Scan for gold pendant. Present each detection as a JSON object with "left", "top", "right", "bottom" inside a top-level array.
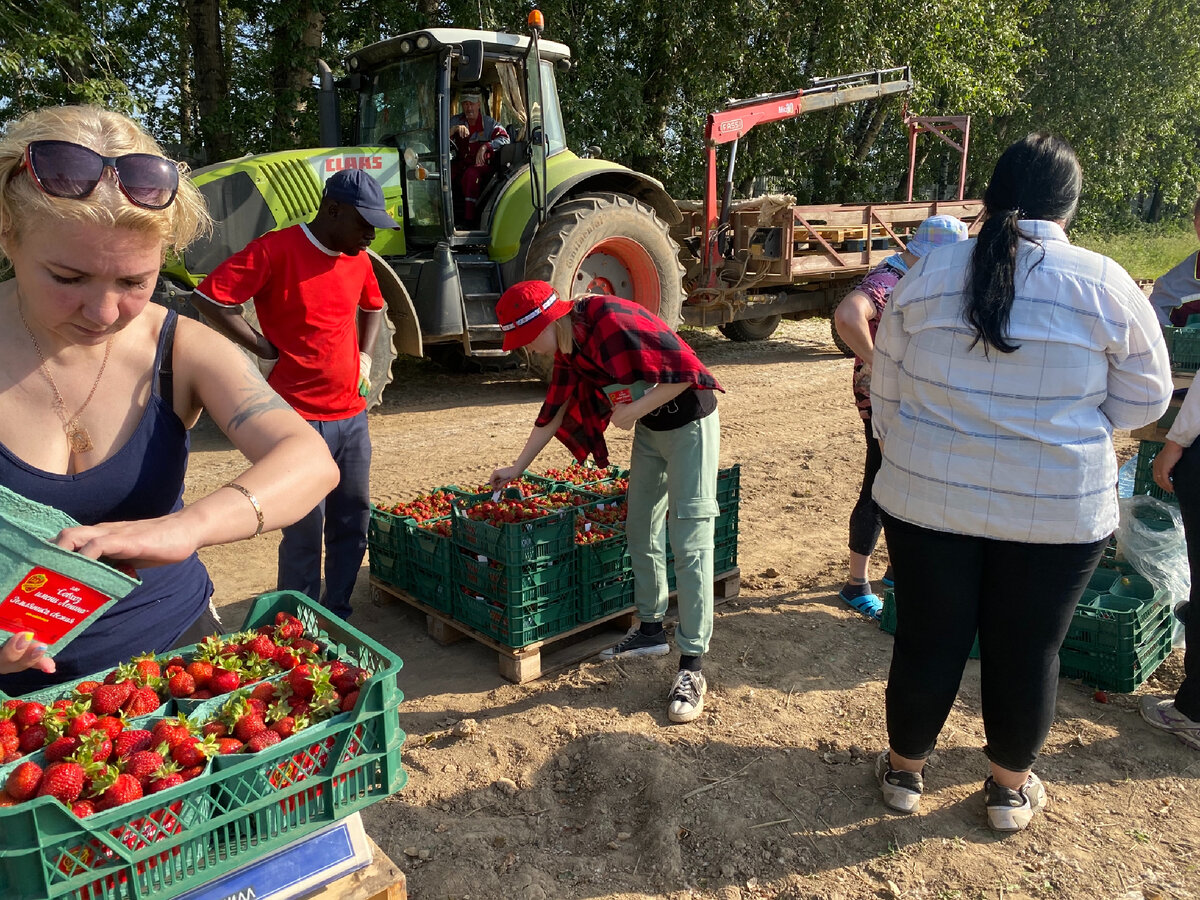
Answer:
[{"left": 66, "top": 424, "right": 94, "bottom": 454}]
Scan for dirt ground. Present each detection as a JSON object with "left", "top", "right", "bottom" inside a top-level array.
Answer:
[{"left": 187, "top": 319, "right": 1200, "bottom": 900}]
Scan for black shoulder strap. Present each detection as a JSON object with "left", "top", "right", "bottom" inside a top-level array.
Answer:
[{"left": 158, "top": 310, "right": 178, "bottom": 412}]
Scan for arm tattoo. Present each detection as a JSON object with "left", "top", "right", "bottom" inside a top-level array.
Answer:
[{"left": 226, "top": 353, "right": 293, "bottom": 430}]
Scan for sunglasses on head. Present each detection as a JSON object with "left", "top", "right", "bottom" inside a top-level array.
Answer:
[{"left": 20, "top": 139, "right": 180, "bottom": 210}]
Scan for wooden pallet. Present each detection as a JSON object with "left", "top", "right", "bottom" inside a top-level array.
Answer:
[
  {"left": 370, "top": 567, "right": 741, "bottom": 684},
  {"left": 306, "top": 836, "right": 406, "bottom": 899}
]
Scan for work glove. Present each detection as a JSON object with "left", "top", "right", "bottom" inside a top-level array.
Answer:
[{"left": 358, "top": 352, "right": 372, "bottom": 397}]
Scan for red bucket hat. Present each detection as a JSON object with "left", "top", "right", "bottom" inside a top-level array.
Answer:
[{"left": 496, "top": 280, "right": 573, "bottom": 351}]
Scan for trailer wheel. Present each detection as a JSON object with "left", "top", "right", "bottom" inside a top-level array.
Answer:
[
  {"left": 718, "top": 314, "right": 783, "bottom": 342},
  {"left": 830, "top": 318, "right": 856, "bottom": 358},
  {"left": 523, "top": 192, "right": 685, "bottom": 378}
]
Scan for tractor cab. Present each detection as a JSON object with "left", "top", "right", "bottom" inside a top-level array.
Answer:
[{"left": 343, "top": 27, "right": 570, "bottom": 244}]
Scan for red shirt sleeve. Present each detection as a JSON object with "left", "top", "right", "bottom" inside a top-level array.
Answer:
[
  {"left": 194, "top": 238, "right": 272, "bottom": 306},
  {"left": 359, "top": 262, "right": 386, "bottom": 312}
]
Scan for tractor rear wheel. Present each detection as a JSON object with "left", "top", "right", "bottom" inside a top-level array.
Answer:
[
  {"left": 523, "top": 192, "right": 685, "bottom": 379},
  {"left": 718, "top": 314, "right": 783, "bottom": 341}
]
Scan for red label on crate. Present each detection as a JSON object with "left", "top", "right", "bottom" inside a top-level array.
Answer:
[{"left": 0, "top": 567, "right": 112, "bottom": 644}]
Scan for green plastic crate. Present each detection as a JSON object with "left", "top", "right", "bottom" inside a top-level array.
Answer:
[
  {"left": 716, "top": 464, "right": 741, "bottom": 514},
  {"left": 879, "top": 590, "right": 981, "bottom": 658},
  {"left": 367, "top": 506, "right": 408, "bottom": 556},
  {"left": 0, "top": 590, "right": 404, "bottom": 900},
  {"left": 403, "top": 519, "right": 453, "bottom": 614},
  {"left": 1058, "top": 614, "right": 1174, "bottom": 692},
  {"left": 366, "top": 542, "right": 405, "bottom": 591},
  {"left": 1062, "top": 592, "right": 1170, "bottom": 654},
  {"left": 1164, "top": 323, "right": 1200, "bottom": 373},
  {"left": 580, "top": 576, "right": 634, "bottom": 622},
  {"left": 0, "top": 486, "right": 140, "bottom": 656},
  {"left": 453, "top": 587, "right": 577, "bottom": 648},
  {"left": 450, "top": 493, "right": 576, "bottom": 566},
  {"left": 454, "top": 548, "right": 575, "bottom": 605},
  {"left": 1132, "top": 441, "right": 1177, "bottom": 504},
  {"left": 578, "top": 528, "right": 631, "bottom": 592}
]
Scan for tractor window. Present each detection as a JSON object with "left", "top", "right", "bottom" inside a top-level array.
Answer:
[
  {"left": 359, "top": 55, "right": 444, "bottom": 236},
  {"left": 539, "top": 60, "right": 566, "bottom": 155}
]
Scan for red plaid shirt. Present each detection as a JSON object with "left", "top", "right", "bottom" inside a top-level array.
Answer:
[{"left": 535, "top": 296, "right": 722, "bottom": 465}]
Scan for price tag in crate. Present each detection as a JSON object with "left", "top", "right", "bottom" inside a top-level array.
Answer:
[{"left": 174, "top": 813, "right": 372, "bottom": 900}]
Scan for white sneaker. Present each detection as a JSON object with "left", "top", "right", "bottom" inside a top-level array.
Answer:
[
  {"left": 667, "top": 670, "right": 707, "bottom": 723},
  {"left": 985, "top": 772, "right": 1046, "bottom": 832},
  {"left": 875, "top": 750, "right": 923, "bottom": 813}
]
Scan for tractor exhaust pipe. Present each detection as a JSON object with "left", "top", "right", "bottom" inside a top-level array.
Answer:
[{"left": 316, "top": 59, "right": 340, "bottom": 147}]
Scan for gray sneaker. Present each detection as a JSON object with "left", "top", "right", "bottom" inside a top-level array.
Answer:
[
  {"left": 599, "top": 627, "right": 670, "bottom": 659},
  {"left": 985, "top": 773, "right": 1046, "bottom": 832},
  {"left": 667, "top": 670, "right": 707, "bottom": 723},
  {"left": 1140, "top": 695, "right": 1200, "bottom": 750},
  {"left": 875, "top": 750, "right": 923, "bottom": 813}
]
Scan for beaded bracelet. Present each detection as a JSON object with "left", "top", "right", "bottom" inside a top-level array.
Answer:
[{"left": 224, "top": 482, "right": 264, "bottom": 538}]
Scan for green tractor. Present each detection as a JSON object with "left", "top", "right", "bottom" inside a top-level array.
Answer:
[{"left": 158, "top": 13, "right": 683, "bottom": 402}]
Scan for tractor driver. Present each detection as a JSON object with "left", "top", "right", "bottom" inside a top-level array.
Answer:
[{"left": 449, "top": 88, "right": 509, "bottom": 229}]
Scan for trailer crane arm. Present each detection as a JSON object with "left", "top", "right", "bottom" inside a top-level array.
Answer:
[{"left": 700, "top": 66, "right": 914, "bottom": 287}]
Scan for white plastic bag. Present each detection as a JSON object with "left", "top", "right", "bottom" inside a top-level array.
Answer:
[{"left": 1115, "top": 494, "right": 1190, "bottom": 647}]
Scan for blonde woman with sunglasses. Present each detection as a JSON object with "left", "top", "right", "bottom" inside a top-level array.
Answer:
[{"left": 0, "top": 106, "right": 337, "bottom": 691}]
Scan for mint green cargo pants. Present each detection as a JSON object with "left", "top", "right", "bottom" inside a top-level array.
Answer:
[{"left": 625, "top": 408, "right": 721, "bottom": 657}]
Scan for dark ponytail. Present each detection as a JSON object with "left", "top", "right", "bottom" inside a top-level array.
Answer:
[{"left": 966, "top": 133, "right": 1082, "bottom": 354}]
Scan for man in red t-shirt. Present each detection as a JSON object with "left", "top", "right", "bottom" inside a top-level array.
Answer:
[{"left": 192, "top": 168, "right": 399, "bottom": 619}]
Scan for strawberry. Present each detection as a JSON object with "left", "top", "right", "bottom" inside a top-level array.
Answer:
[
  {"left": 274, "top": 612, "right": 304, "bottom": 641},
  {"left": 75, "top": 680, "right": 102, "bottom": 695},
  {"left": 14, "top": 701, "right": 45, "bottom": 730},
  {"left": 185, "top": 660, "right": 214, "bottom": 688},
  {"left": 233, "top": 714, "right": 267, "bottom": 744},
  {"left": 113, "top": 729, "right": 154, "bottom": 759},
  {"left": 246, "top": 698, "right": 268, "bottom": 718},
  {"left": 250, "top": 682, "right": 277, "bottom": 704},
  {"left": 122, "top": 686, "right": 162, "bottom": 718},
  {"left": 89, "top": 681, "right": 133, "bottom": 716},
  {"left": 1, "top": 732, "right": 21, "bottom": 762},
  {"left": 290, "top": 638, "right": 320, "bottom": 656},
  {"left": 44, "top": 735, "right": 81, "bottom": 763},
  {"left": 0, "top": 791, "right": 17, "bottom": 807},
  {"left": 171, "top": 736, "right": 214, "bottom": 769},
  {"left": 18, "top": 723, "right": 48, "bottom": 753},
  {"left": 246, "top": 730, "right": 282, "bottom": 753},
  {"left": 339, "top": 690, "right": 360, "bottom": 712},
  {"left": 208, "top": 666, "right": 241, "bottom": 695},
  {"left": 79, "top": 730, "right": 113, "bottom": 764},
  {"left": 151, "top": 716, "right": 194, "bottom": 749},
  {"left": 36, "top": 762, "right": 85, "bottom": 804},
  {"left": 131, "top": 654, "right": 162, "bottom": 685},
  {"left": 166, "top": 655, "right": 186, "bottom": 670},
  {"left": 148, "top": 769, "right": 184, "bottom": 794},
  {"left": 66, "top": 711, "right": 99, "bottom": 738},
  {"left": 244, "top": 634, "right": 276, "bottom": 660},
  {"left": 215, "top": 737, "right": 243, "bottom": 755},
  {"left": 273, "top": 647, "right": 300, "bottom": 670},
  {"left": 288, "top": 665, "right": 316, "bottom": 700},
  {"left": 94, "top": 716, "right": 124, "bottom": 740},
  {"left": 123, "top": 749, "right": 166, "bottom": 786},
  {"left": 5, "top": 760, "right": 43, "bottom": 802},
  {"left": 98, "top": 772, "right": 143, "bottom": 810},
  {"left": 270, "top": 716, "right": 298, "bottom": 739},
  {"left": 71, "top": 799, "right": 96, "bottom": 818},
  {"left": 201, "top": 721, "right": 229, "bottom": 738},
  {"left": 190, "top": 689, "right": 214, "bottom": 700},
  {"left": 168, "top": 671, "right": 196, "bottom": 698},
  {"left": 180, "top": 764, "right": 206, "bottom": 781},
  {"left": 0, "top": 718, "right": 15, "bottom": 740}
]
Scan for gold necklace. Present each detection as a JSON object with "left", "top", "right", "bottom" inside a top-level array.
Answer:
[{"left": 18, "top": 300, "right": 114, "bottom": 454}]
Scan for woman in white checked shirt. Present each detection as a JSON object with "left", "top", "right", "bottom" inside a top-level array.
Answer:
[{"left": 869, "top": 133, "right": 1172, "bottom": 831}]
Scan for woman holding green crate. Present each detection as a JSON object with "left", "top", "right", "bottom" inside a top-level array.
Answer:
[
  {"left": 0, "top": 105, "right": 337, "bottom": 691},
  {"left": 490, "top": 280, "right": 722, "bottom": 724}
]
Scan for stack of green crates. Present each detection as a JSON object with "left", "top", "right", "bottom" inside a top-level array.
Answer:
[
  {"left": 366, "top": 505, "right": 409, "bottom": 590},
  {"left": 450, "top": 492, "right": 577, "bottom": 648},
  {"left": 878, "top": 566, "right": 1173, "bottom": 692},
  {"left": 666, "top": 464, "right": 741, "bottom": 591},
  {"left": 1059, "top": 569, "right": 1174, "bottom": 692}
]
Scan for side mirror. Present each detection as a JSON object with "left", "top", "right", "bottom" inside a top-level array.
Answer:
[{"left": 457, "top": 41, "right": 484, "bottom": 83}]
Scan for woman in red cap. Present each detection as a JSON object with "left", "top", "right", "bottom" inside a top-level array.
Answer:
[{"left": 491, "top": 281, "right": 722, "bottom": 723}]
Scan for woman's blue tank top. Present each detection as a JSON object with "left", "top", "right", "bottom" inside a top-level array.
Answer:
[{"left": 0, "top": 311, "right": 212, "bottom": 695}]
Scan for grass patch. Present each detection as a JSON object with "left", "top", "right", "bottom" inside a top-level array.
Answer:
[{"left": 1074, "top": 225, "right": 1196, "bottom": 281}]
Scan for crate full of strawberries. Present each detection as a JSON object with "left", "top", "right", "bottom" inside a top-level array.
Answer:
[{"left": 0, "top": 590, "right": 404, "bottom": 900}]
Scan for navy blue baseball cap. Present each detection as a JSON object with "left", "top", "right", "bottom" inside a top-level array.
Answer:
[{"left": 323, "top": 169, "right": 401, "bottom": 229}]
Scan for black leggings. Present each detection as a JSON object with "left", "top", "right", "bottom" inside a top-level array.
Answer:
[
  {"left": 882, "top": 513, "right": 1107, "bottom": 773},
  {"left": 849, "top": 417, "right": 884, "bottom": 557},
  {"left": 1168, "top": 443, "right": 1200, "bottom": 720}
]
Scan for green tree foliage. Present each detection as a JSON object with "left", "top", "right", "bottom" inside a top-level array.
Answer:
[{"left": 1, "top": 0, "right": 1196, "bottom": 224}]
